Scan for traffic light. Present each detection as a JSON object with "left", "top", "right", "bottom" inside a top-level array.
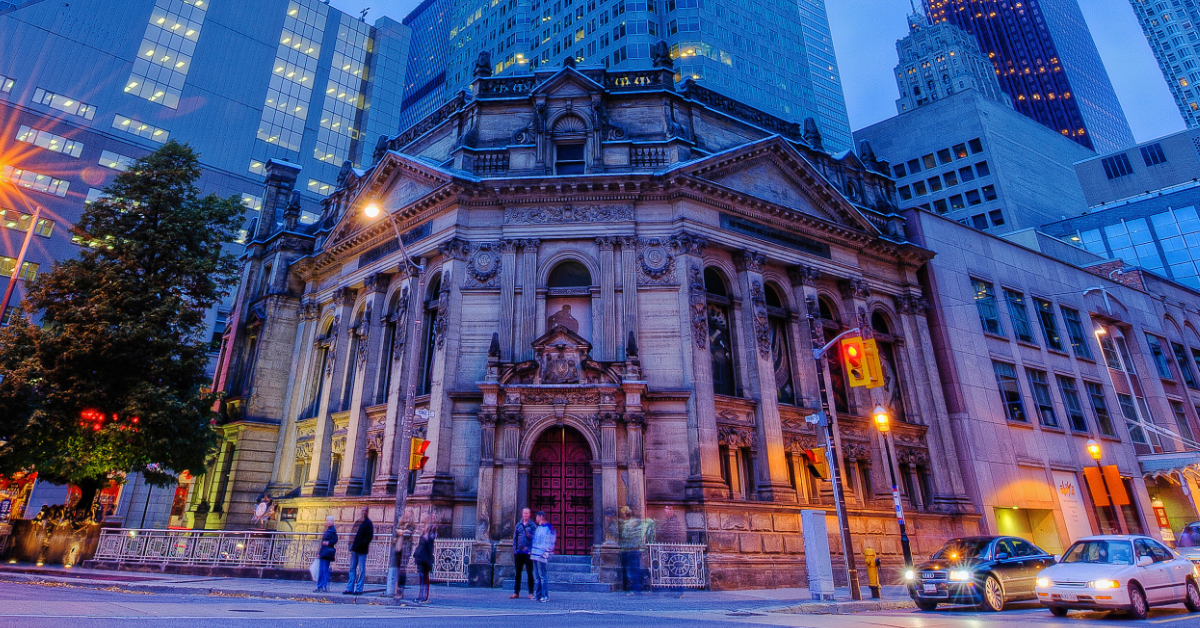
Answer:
[
  {"left": 841, "top": 336, "right": 868, "bottom": 387},
  {"left": 863, "top": 339, "right": 884, "bottom": 389},
  {"left": 804, "top": 447, "right": 830, "bottom": 480},
  {"left": 409, "top": 437, "right": 430, "bottom": 470}
]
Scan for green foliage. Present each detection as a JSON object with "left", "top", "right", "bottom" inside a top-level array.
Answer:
[{"left": 0, "top": 142, "right": 243, "bottom": 497}]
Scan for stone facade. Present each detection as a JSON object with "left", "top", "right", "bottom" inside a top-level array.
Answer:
[{"left": 203, "top": 59, "right": 980, "bottom": 589}]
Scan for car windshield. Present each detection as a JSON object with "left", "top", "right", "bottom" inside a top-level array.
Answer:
[
  {"left": 1061, "top": 540, "right": 1133, "bottom": 565},
  {"left": 932, "top": 539, "right": 991, "bottom": 561}
]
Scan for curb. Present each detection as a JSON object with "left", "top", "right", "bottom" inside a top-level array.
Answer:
[
  {"left": 0, "top": 572, "right": 407, "bottom": 606},
  {"left": 768, "top": 599, "right": 916, "bottom": 615}
]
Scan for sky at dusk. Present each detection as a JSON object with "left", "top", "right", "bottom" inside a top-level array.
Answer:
[{"left": 333, "top": 0, "right": 1187, "bottom": 144}]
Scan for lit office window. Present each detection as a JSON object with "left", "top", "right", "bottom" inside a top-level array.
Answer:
[
  {"left": 313, "top": 13, "right": 370, "bottom": 165},
  {"left": 1, "top": 165, "right": 69, "bottom": 197},
  {"left": 242, "top": 194, "right": 263, "bottom": 211},
  {"left": 0, "top": 257, "right": 39, "bottom": 282},
  {"left": 971, "top": 278, "right": 1003, "bottom": 335},
  {"left": 257, "top": 0, "right": 328, "bottom": 152},
  {"left": 0, "top": 74, "right": 13, "bottom": 94},
  {"left": 16, "top": 125, "right": 83, "bottom": 157},
  {"left": 0, "top": 211, "right": 50, "bottom": 237},
  {"left": 125, "top": 0, "right": 209, "bottom": 108},
  {"left": 249, "top": 160, "right": 266, "bottom": 176},
  {"left": 307, "top": 178, "right": 333, "bottom": 197},
  {"left": 99, "top": 150, "right": 136, "bottom": 172},
  {"left": 112, "top": 114, "right": 170, "bottom": 143},
  {"left": 31, "top": 88, "right": 96, "bottom": 120}
]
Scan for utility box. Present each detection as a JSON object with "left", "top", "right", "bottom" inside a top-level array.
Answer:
[{"left": 801, "top": 509, "right": 836, "bottom": 600}]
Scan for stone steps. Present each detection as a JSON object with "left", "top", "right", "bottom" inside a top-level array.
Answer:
[
  {"left": 501, "top": 554, "right": 614, "bottom": 592},
  {"left": 500, "top": 579, "right": 616, "bottom": 593}
]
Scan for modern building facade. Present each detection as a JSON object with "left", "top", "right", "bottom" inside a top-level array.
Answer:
[
  {"left": 1128, "top": 0, "right": 1200, "bottom": 130},
  {"left": 412, "top": 0, "right": 853, "bottom": 150},
  {"left": 396, "top": 0, "right": 454, "bottom": 133},
  {"left": 855, "top": 90, "right": 1093, "bottom": 235},
  {"left": 1042, "top": 129, "right": 1200, "bottom": 290},
  {"left": 911, "top": 209, "right": 1200, "bottom": 552},
  {"left": 894, "top": 10, "right": 1009, "bottom": 113},
  {"left": 200, "top": 61, "right": 983, "bottom": 588},
  {"left": 924, "top": 0, "right": 1135, "bottom": 153}
]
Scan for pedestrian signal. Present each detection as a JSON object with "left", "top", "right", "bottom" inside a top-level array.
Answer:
[
  {"left": 409, "top": 437, "right": 430, "bottom": 470},
  {"left": 841, "top": 336, "right": 868, "bottom": 387},
  {"left": 804, "top": 447, "right": 830, "bottom": 480},
  {"left": 863, "top": 338, "right": 884, "bottom": 389}
]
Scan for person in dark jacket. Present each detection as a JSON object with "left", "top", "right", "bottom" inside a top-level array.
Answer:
[
  {"left": 510, "top": 507, "right": 537, "bottom": 599},
  {"left": 315, "top": 515, "right": 337, "bottom": 593},
  {"left": 344, "top": 508, "right": 374, "bottom": 595},
  {"left": 412, "top": 526, "right": 437, "bottom": 603}
]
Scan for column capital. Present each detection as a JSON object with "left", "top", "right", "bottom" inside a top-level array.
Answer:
[
  {"left": 895, "top": 292, "right": 929, "bottom": 315},
  {"left": 332, "top": 286, "right": 358, "bottom": 308},
  {"left": 596, "top": 236, "right": 618, "bottom": 251},
  {"left": 787, "top": 264, "right": 821, "bottom": 287},
  {"left": 670, "top": 231, "right": 708, "bottom": 255},
  {"left": 687, "top": 262, "right": 708, "bottom": 349},
  {"left": 838, "top": 277, "right": 871, "bottom": 300},
  {"left": 362, "top": 272, "right": 391, "bottom": 294},
  {"left": 736, "top": 250, "right": 767, "bottom": 273},
  {"left": 438, "top": 237, "right": 471, "bottom": 261}
]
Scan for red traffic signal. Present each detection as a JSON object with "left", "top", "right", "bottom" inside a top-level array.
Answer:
[
  {"left": 409, "top": 437, "right": 430, "bottom": 470},
  {"left": 840, "top": 336, "right": 868, "bottom": 387}
]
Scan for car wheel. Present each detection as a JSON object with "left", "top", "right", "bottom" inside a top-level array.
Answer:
[
  {"left": 1185, "top": 579, "right": 1200, "bottom": 612},
  {"left": 1128, "top": 584, "right": 1149, "bottom": 620},
  {"left": 1049, "top": 606, "right": 1068, "bottom": 617},
  {"left": 915, "top": 601, "right": 938, "bottom": 612},
  {"left": 979, "top": 575, "right": 1004, "bottom": 612}
]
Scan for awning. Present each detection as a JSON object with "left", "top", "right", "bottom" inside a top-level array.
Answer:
[{"left": 1138, "top": 451, "right": 1200, "bottom": 483}]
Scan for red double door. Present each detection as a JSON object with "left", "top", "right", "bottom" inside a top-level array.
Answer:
[{"left": 529, "top": 426, "right": 594, "bottom": 555}]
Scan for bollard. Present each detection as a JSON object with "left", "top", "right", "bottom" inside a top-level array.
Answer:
[{"left": 864, "top": 548, "right": 881, "bottom": 599}]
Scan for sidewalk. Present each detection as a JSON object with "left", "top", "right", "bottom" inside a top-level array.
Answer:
[{"left": 0, "top": 563, "right": 914, "bottom": 614}]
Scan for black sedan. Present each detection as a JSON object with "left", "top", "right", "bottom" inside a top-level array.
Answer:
[{"left": 907, "top": 535, "right": 1057, "bottom": 611}]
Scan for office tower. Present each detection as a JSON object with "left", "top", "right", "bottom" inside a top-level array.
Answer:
[
  {"left": 925, "top": 0, "right": 1135, "bottom": 153},
  {"left": 410, "top": 0, "right": 853, "bottom": 150},
  {"left": 894, "top": 10, "right": 1010, "bottom": 112},
  {"left": 1128, "top": 0, "right": 1200, "bottom": 129},
  {"left": 397, "top": 0, "right": 454, "bottom": 132}
]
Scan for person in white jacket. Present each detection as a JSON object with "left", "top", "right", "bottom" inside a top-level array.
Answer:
[{"left": 529, "top": 511, "right": 557, "bottom": 602}]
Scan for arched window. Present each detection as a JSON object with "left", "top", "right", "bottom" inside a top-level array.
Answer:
[
  {"left": 872, "top": 311, "right": 906, "bottom": 422},
  {"left": 419, "top": 274, "right": 443, "bottom": 396},
  {"left": 301, "top": 319, "right": 334, "bottom": 418},
  {"left": 818, "top": 296, "right": 848, "bottom": 414},
  {"left": 765, "top": 284, "right": 795, "bottom": 405},
  {"left": 706, "top": 268, "right": 736, "bottom": 396},
  {"left": 546, "top": 260, "right": 592, "bottom": 340},
  {"left": 553, "top": 115, "right": 588, "bottom": 174}
]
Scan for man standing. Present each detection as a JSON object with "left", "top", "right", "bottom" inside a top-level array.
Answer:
[
  {"left": 511, "top": 507, "right": 537, "bottom": 599},
  {"left": 619, "top": 506, "right": 655, "bottom": 594},
  {"left": 344, "top": 507, "right": 373, "bottom": 595},
  {"left": 530, "top": 511, "right": 556, "bottom": 602}
]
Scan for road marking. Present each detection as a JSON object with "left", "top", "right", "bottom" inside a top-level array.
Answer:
[{"left": 1149, "top": 613, "right": 1199, "bottom": 624}]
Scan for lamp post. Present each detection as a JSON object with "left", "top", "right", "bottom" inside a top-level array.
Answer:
[
  {"left": 1086, "top": 438, "right": 1124, "bottom": 535},
  {"left": 873, "top": 405, "right": 913, "bottom": 570}
]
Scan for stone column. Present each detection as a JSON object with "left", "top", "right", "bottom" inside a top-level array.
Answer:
[
  {"left": 735, "top": 250, "right": 796, "bottom": 503},
  {"left": 619, "top": 236, "right": 639, "bottom": 357},
  {"left": 305, "top": 287, "right": 356, "bottom": 496},
  {"left": 475, "top": 411, "right": 498, "bottom": 540},
  {"left": 516, "top": 240, "right": 541, "bottom": 361},
  {"left": 597, "top": 237, "right": 618, "bottom": 360},
  {"left": 675, "top": 234, "right": 728, "bottom": 501},
  {"left": 498, "top": 240, "right": 519, "bottom": 360},
  {"left": 373, "top": 272, "right": 415, "bottom": 495},
  {"left": 336, "top": 273, "right": 390, "bottom": 496},
  {"left": 499, "top": 411, "right": 523, "bottom": 536},
  {"left": 624, "top": 413, "right": 647, "bottom": 516},
  {"left": 417, "top": 239, "right": 467, "bottom": 499},
  {"left": 600, "top": 411, "right": 620, "bottom": 545},
  {"left": 272, "top": 299, "right": 319, "bottom": 489},
  {"left": 786, "top": 265, "right": 823, "bottom": 406}
]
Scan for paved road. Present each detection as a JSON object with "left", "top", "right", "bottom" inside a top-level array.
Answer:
[{"left": 2, "top": 582, "right": 1199, "bottom": 627}]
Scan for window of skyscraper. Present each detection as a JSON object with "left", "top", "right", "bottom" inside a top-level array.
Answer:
[
  {"left": 928, "top": 177, "right": 943, "bottom": 193},
  {"left": 16, "top": 125, "right": 83, "bottom": 157},
  {"left": 975, "top": 161, "right": 990, "bottom": 177},
  {"left": 1140, "top": 142, "right": 1167, "bottom": 166},
  {"left": 893, "top": 164, "right": 907, "bottom": 178},
  {"left": 913, "top": 180, "right": 927, "bottom": 196},
  {"left": 988, "top": 209, "right": 1005, "bottom": 226},
  {"left": 1, "top": 165, "right": 69, "bottom": 197},
  {"left": 1146, "top": 333, "right": 1174, "bottom": 380},
  {"left": 1004, "top": 289, "right": 1035, "bottom": 343},
  {"left": 898, "top": 186, "right": 913, "bottom": 201},
  {"left": 307, "top": 178, "right": 334, "bottom": 197},
  {"left": 907, "top": 158, "right": 921, "bottom": 174},
  {"left": 958, "top": 166, "right": 975, "bottom": 182},
  {"left": 99, "top": 150, "right": 135, "bottom": 172},
  {"left": 966, "top": 189, "right": 982, "bottom": 205},
  {"left": 1101, "top": 153, "right": 1134, "bottom": 179},
  {"left": 314, "top": 14, "right": 371, "bottom": 166},
  {"left": 969, "top": 138, "right": 983, "bottom": 153},
  {"left": 943, "top": 170, "right": 958, "bottom": 187},
  {"left": 982, "top": 184, "right": 997, "bottom": 201},
  {"left": 113, "top": 115, "right": 170, "bottom": 143},
  {"left": 992, "top": 361, "right": 1027, "bottom": 423},
  {"left": 258, "top": 0, "right": 328, "bottom": 152},
  {"left": 922, "top": 154, "right": 937, "bottom": 169},
  {"left": 937, "top": 148, "right": 952, "bottom": 164},
  {"left": 971, "top": 213, "right": 988, "bottom": 229},
  {"left": 953, "top": 143, "right": 969, "bottom": 159},
  {"left": 0, "top": 74, "right": 13, "bottom": 94},
  {"left": 933, "top": 199, "right": 948, "bottom": 214},
  {"left": 1057, "top": 376, "right": 1089, "bottom": 432},
  {"left": 31, "top": 88, "right": 96, "bottom": 120},
  {"left": 1085, "top": 381, "right": 1117, "bottom": 437},
  {"left": 972, "top": 278, "right": 1003, "bottom": 335},
  {"left": 125, "top": 0, "right": 208, "bottom": 109},
  {"left": 1027, "top": 369, "right": 1059, "bottom": 427},
  {"left": 950, "top": 194, "right": 965, "bottom": 210}
]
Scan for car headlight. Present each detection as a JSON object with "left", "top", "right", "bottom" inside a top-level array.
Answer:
[
  {"left": 1036, "top": 577, "right": 1050, "bottom": 588},
  {"left": 949, "top": 570, "right": 972, "bottom": 582},
  {"left": 904, "top": 570, "right": 915, "bottom": 581},
  {"left": 1088, "top": 579, "right": 1119, "bottom": 590}
]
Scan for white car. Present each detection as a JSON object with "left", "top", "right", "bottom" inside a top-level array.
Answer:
[{"left": 1035, "top": 535, "right": 1200, "bottom": 619}]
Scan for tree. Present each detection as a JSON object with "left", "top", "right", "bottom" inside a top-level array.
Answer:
[{"left": 0, "top": 141, "right": 243, "bottom": 509}]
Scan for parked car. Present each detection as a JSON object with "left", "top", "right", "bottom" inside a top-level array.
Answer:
[
  {"left": 906, "top": 535, "right": 1057, "bottom": 611},
  {"left": 1035, "top": 535, "right": 1200, "bottom": 619}
]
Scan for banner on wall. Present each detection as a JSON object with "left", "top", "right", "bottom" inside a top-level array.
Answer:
[{"left": 1053, "top": 470, "right": 1095, "bottom": 543}]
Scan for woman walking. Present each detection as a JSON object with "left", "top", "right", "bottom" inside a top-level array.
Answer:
[
  {"left": 412, "top": 526, "right": 437, "bottom": 603},
  {"left": 530, "top": 511, "right": 556, "bottom": 602},
  {"left": 314, "top": 515, "right": 338, "bottom": 593}
]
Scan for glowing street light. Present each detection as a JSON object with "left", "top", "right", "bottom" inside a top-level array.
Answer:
[
  {"left": 1086, "top": 438, "right": 1102, "bottom": 461},
  {"left": 873, "top": 404, "right": 912, "bottom": 570},
  {"left": 1085, "top": 438, "right": 1122, "bottom": 534},
  {"left": 363, "top": 202, "right": 380, "bottom": 218},
  {"left": 873, "top": 405, "right": 890, "bottom": 433}
]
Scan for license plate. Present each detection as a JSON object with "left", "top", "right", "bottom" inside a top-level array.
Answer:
[
  {"left": 1060, "top": 593, "right": 1078, "bottom": 602},
  {"left": 923, "top": 584, "right": 937, "bottom": 594}
]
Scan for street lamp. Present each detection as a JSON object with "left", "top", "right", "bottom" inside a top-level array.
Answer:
[
  {"left": 874, "top": 405, "right": 913, "bottom": 571},
  {"left": 363, "top": 202, "right": 381, "bottom": 218},
  {"left": 1086, "top": 438, "right": 1124, "bottom": 535}
]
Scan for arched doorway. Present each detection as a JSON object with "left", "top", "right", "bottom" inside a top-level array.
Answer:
[{"left": 529, "top": 425, "right": 594, "bottom": 555}]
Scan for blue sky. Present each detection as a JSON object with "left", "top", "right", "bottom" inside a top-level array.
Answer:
[{"left": 334, "top": 0, "right": 1185, "bottom": 143}]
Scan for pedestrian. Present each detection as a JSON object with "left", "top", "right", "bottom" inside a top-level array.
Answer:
[
  {"left": 511, "top": 507, "right": 537, "bottom": 599},
  {"left": 344, "top": 507, "right": 373, "bottom": 595},
  {"left": 314, "top": 515, "right": 337, "bottom": 593},
  {"left": 393, "top": 529, "right": 411, "bottom": 598},
  {"left": 530, "top": 510, "right": 556, "bottom": 602},
  {"left": 412, "top": 525, "right": 437, "bottom": 603},
  {"left": 251, "top": 495, "right": 272, "bottom": 528},
  {"left": 619, "top": 506, "right": 654, "bottom": 594}
]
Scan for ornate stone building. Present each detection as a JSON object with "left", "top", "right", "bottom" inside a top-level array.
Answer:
[{"left": 201, "top": 53, "right": 980, "bottom": 589}]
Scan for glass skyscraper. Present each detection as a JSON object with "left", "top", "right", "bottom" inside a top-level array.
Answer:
[
  {"left": 397, "top": 0, "right": 455, "bottom": 132},
  {"left": 1128, "top": 0, "right": 1200, "bottom": 129},
  {"left": 925, "top": 0, "right": 1135, "bottom": 153},
  {"left": 410, "top": 0, "right": 852, "bottom": 150}
]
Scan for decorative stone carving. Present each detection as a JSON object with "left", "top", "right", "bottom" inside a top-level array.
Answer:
[
  {"left": 465, "top": 243, "right": 502, "bottom": 288},
  {"left": 651, "top": 40, "right": 671, "bottom": 68},
  {"left": 355, "top": 303, "right": 371, "bottom": 370},
  {"left": 636, "top": 237, "right": 676, "bottom": 285},
  {"left": 473, "top": 51, "right": 493, "bottom": 78},
  {"left": 839, "top": 278, "right": 870, "bottom": 300},
  {"left": 434, "top": 275, "right": 450, "bottom": 349},
  {"left": 439, "top": 238, "right": 471, "bottom": 261},
  {"left": 590, "top": 101, "right": 627, "bottom": 141},
  {"left": 299, "top": 300, "right": 319, "bottom": 321},
  {"left": 624, "top": 413, "right": 645, "bottom": 428},
  {"left": 478, "top": 412, "right": 498, "bottom": 427},
  {"left": 547, "top": 304, "right": 580, "bottom": 333},
  {"left": 896, "top": 293, "right": 929, "bottom": 315},
  {"left": 687, "top": 263, "right": 707, "bottom": 349},
  {"left": 324, "top": 315, "right": 340, "bottom": 376},
  {"left": 898, "top": 447, "right": 930, "bottom": 466},
  {"left": 787, "top": 265, "right": 821, "bottom": 287},
  {"left": 543, "top": 348, "right": 580, "bottom": 384},
  {"left": 520, "top": 390, "right": 600, "bottom": 405},
  {"left": 295, "top": 442, "right": 314, "bottom": 459},
  {"left": 330, "top": 438, "right": 346, "bottom": 455},
  {"left": 749, "top": 279, "right": 771, "bottom": 356},
  {"left": 716, "top": 409, "right": 753, "bottom": 426},
  {"left": 366, "top": 433, "right": 384, "bottom": 453},
  {"left": 785, "top": 434, "right": 818, "bottom": 452},
  {"left": 596, "top": 236, "right": 617, "bottom": 251},
  {"left": 391, "top": 287, "right": 410, "bottom": 362},
  {"left": 669, "top": 232, "right": 708, "bottom": 255},
  {"left": 738, "top": 250, "right": 766, "bottom": 274},
  {"left": 843, "top": 441, "right": 869, "bottom": 461},
  {"left": 363, "top": 273, "right": 390, "bottom": 294},
  {"left": 497, "top": 239, "right": 521, "bottom": 254},
  {"left": 504, "top": 204, "right": 633, "bottom": 224},
  {"left": 718, "top": 426, "right": 754, "bottom": 449},
  {"left": 333, "top": 287, "right": 358, "bottom": 308}
]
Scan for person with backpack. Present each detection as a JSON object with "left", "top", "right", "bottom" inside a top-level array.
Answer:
[
  {"left": 530, "top": 511, "right": 556, "bottom": 602},
  {"left": 412, "top": 526, "right": 437, "bottom": 603},
  {"left": 343, "top": 508, "right": 373, "bottom": 595},
  {"left": 510, "top": 507, "right": 537, "bottom": 599}
]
